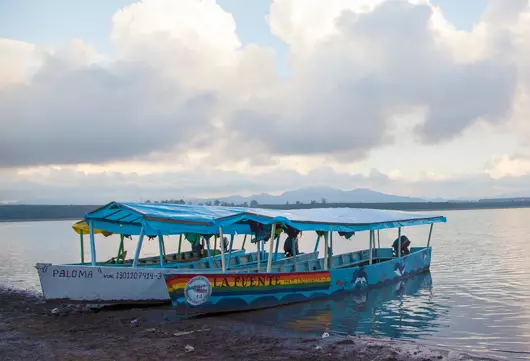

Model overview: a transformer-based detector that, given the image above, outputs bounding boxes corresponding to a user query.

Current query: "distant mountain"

[190,187,427,205]
[483,192,530,200]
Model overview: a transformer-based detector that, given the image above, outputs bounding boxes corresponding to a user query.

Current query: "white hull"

[37,263,173,304]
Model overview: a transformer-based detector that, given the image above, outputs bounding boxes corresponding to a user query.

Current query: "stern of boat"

[35,263,171,304]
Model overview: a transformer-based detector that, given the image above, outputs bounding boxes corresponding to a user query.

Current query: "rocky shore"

[0,288,497,361]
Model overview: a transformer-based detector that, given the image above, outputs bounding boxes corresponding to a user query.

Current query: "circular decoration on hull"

[184,276,212,306]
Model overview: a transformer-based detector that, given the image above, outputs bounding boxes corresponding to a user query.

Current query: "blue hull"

[165,247,431,315]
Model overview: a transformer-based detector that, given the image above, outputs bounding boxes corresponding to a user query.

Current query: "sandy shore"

[0,288,498,361]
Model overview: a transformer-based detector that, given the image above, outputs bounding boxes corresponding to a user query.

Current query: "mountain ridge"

[190,187,429,205]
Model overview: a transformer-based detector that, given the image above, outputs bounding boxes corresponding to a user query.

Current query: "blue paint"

[85,202,446,236]
[274,235,280,261]
[204,236,214,269]
[165,247,431,315]
[132,229,145,268]
[157,235,165,267]
[314,235,321,253]
[88,220,96,266]
[227,234,235,270]
[232,270,435,339]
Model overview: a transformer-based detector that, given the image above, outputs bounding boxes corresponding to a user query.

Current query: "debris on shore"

[0,288,498,361]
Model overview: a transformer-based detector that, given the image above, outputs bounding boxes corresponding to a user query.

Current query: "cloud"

[0,51,219,167]
[0,0,282,168]
[0,39,43,87]
[0,0,530,190]
[226,0,520,161]
[485,154,530,179]
[2,164,530,204]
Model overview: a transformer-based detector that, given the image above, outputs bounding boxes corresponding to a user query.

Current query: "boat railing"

[184,251,318,271]
[285,247,426,273]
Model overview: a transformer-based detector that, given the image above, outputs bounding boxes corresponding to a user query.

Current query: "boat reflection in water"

[235,271,448,340]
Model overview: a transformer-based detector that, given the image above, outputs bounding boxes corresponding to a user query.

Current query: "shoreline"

[0,217,80,223]
[0,287,499,361]
[1,203,530,224]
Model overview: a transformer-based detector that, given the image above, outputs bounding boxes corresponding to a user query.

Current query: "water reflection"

[235,271,449,340]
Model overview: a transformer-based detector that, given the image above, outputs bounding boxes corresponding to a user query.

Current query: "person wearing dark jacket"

[392,235,411,256]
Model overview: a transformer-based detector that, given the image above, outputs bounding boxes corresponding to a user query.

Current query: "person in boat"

[191,238,204,257]
[283,225,300,257]
[222,236,229,252]
[392,235,411,256]
[284,236,299,257]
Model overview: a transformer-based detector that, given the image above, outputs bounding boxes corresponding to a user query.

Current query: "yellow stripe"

[167,275,330,292]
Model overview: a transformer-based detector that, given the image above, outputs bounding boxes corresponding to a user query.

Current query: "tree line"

[144,198,329,207]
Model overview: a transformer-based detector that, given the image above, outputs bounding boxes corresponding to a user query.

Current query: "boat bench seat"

[283,248,396,272]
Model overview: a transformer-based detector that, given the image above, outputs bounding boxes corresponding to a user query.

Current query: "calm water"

[1,208,530,359]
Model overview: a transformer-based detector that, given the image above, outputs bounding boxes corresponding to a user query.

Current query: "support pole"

[377,230,380,261]
[132,228,145,268]
[369,230,373,265]
[314,235,321,253]
[257,240,261,272]
[329,232,333,259]
[241,234,247,250]
[157,235,165,267]
[323,232,329,270]
[177,234,183,257]
[267,224,277,273]
[219,227,226,273]
[227,234,234,270]
[398,227,402,258]
[427,224,434,248]
[274,235,280,261]
[204,236,214,268]
[89,221,96,266]
[79,230,84,264]
[116,234,124,262]
[214,235,217,252]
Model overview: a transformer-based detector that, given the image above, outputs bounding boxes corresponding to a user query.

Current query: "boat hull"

[36,251,316,304]
[165,248,432,314]
[37,263,174,304]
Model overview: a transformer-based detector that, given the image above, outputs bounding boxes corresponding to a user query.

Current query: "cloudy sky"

[1,0,530,204]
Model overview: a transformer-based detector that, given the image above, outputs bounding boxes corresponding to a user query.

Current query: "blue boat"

[160,205,446,314]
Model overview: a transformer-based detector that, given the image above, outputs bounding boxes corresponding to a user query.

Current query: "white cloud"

[0,39,43,87]
[226,0,520,161]
[1,0,530,201]
[2,165,530,204]
[485,154,530,179]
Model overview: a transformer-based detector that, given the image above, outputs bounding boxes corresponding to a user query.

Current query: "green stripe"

[170,281,330,294]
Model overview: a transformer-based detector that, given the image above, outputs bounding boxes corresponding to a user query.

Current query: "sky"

[1,0,530,204]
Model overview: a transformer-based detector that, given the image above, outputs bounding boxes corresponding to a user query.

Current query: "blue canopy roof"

[84,202,446,236]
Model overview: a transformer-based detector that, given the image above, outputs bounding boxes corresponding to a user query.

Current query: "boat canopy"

[84,202,446,236]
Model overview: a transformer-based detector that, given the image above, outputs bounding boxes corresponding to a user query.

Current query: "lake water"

[1,208,530,359]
